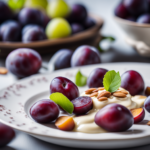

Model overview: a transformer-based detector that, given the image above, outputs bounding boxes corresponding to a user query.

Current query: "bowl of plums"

[114,0,150,57]
[0,0,103,57]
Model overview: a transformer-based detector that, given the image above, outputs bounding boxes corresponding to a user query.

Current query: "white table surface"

[1,0,150,149]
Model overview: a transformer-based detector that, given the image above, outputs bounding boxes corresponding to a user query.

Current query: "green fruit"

[46,0,71,18]
[24,0,48,10]
[46,18,71,39]
[8,0,25,11]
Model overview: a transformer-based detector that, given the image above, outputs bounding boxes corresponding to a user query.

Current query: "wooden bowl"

[0,14,103,57]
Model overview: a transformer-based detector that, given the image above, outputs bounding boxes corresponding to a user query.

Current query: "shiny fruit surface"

[18,7,42,26]
[22,26,47,42]
[30,99,59,123]
[121,70,144,96]
[83,17,95,29]
[72,96,93,115]
[95,103,134,132]
[137,14,150,23]
[123,0,148,16]
[87,68,108,88]
[71,45,101,67]
[52,49,73,70]
[0,123,15,147]
[144,96,150,113]
[6,48,42,77]
[46,0,70,18]
[0,20,21,42]
[46,18,71,39]
[50,77,79,101]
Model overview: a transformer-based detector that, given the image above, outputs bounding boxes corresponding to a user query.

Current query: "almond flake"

[98,97,108,101]
[98,87,105,90]
[113,92,126,98]
[85,88,97,94]
[0,67,8,75]
[97,91,111,99]
[90,92,98,97]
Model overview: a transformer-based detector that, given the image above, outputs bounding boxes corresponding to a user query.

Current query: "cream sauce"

[73,88,146,133]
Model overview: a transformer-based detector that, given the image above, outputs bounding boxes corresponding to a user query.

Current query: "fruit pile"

[0,0,95,43]
[30,69,150,133]
[115,0,150,24]
[6,45,101,77]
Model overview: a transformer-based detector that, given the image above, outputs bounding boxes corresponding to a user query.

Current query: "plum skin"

[30,99,59,123]
[50,77,79,101]
[52,49,73,70]
[71,45,101,67]
[137,14,150,24]
[121,70,144,96]
[0,123,15,147]
[72,96,93,115]
[95,104,134,132]
[144,96,150,113]
[6,48,42,78]
[87,68,108,88]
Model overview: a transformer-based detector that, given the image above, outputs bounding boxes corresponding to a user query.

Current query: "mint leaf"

[8,0,25,11]
[75,70,87,87]
[50,92,74,114]
[103,70,121,93]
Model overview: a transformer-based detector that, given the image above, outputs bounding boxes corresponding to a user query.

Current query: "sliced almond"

[98,97,108,101]
[120,90,128,95]
[90,92,98,97]
[97,91,111,99]
[85,88,97,94]
[113,92,126,98]
[92,89,99,93]
[0,67,8,75]
[98,87,105,90]
[147,121,150,126]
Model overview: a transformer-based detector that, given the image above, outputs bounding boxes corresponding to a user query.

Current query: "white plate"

[1,62,150,149]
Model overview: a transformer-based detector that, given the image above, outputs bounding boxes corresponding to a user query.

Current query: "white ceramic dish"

[0,62,150,149]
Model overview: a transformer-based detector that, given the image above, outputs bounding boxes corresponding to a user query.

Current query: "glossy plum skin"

[68,4,87,23]
[137,14,150,23]
[0,123,15,147]
[50,77,79,101]
[22,24,43,35]
[87,68,108,88]
[144,96,150,113]
[0,1,12,23]
[126,16,136,21]
[22,26,47,43]
[0,21,21,42]
[72,96,93,115]
[71,45,101,67]
[95,104,134,132]
[71,23,84,34]
[123,0,148,16]
[83,17,95,29]
[121,70,144,96]
[6,48,42,78]
[145,86,150,96]
[52,49,73,70]
[30,99,59,123]
[114,2,129,19]
[18,8,42,26]
[40,13,51,28]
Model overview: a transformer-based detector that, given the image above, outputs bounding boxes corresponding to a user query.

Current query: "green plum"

[46,0,71,18]
[24,0,48,10]
[46,18,71,39]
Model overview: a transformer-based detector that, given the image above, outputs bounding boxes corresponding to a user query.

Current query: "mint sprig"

[103,70,121,93]
[75,70,87,87]
[50,92,74,114]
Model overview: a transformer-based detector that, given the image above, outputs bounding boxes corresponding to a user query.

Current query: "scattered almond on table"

[147,121,150,126]
[0,67,8,75]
